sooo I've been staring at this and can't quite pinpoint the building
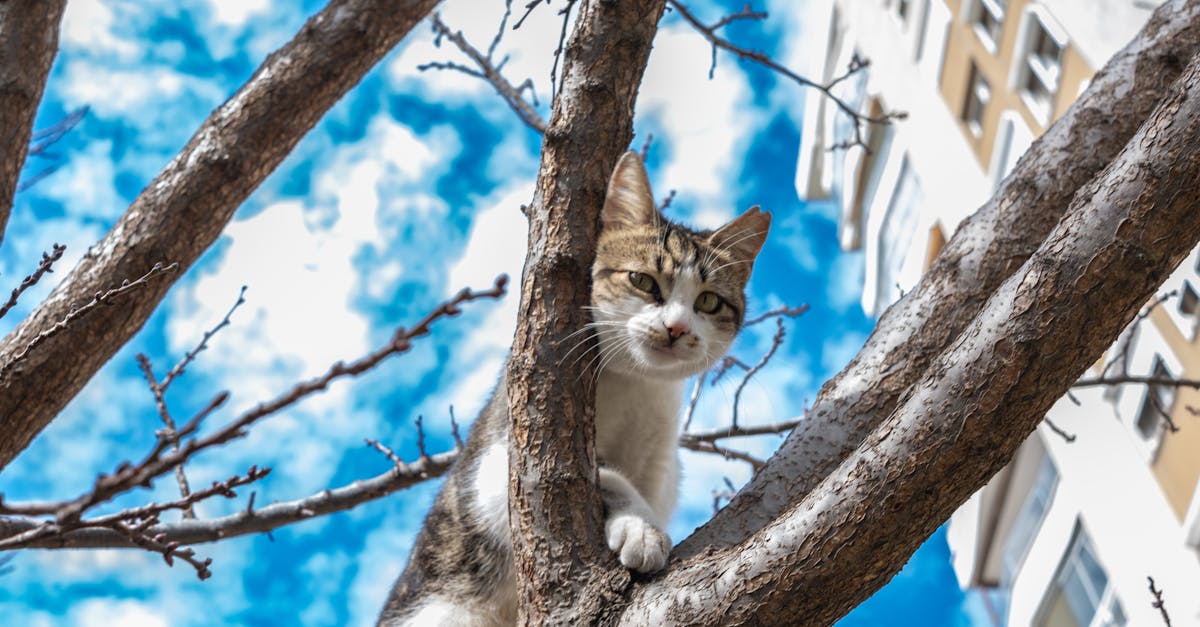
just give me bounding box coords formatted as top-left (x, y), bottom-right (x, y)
top-left (795, 1), bottom-right (1200, 625)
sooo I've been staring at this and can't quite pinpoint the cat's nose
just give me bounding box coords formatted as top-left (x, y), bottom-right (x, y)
top-left (664, 321), bottom-right (690, 340)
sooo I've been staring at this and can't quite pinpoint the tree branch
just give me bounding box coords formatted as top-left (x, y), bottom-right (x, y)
top-left (0, 0), bottom-right (67, 242)
top-left (0, 0), bottom-right (445, 473)
top-left (422, 12), bottom-right (547, 133)
top-left (0, 244), bottom-right (65, 321)
top-left (0, 277), bottom-right (505, 567)
top-left (667, 0), bottom-right (902, 152)
top-left (676, 0), bottom-right (1200, 557)
top-left (623, 43), bottom-right (1200, 623)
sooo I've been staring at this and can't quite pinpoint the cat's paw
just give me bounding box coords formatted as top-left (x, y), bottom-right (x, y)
top-left (605, 513), bottom-right (670, 573)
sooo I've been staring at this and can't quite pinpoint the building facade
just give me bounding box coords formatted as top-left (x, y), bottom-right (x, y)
top-left (796, 1), bottom-right (1200, 625)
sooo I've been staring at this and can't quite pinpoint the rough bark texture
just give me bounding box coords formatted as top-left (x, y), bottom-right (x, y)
top-left (620, 47), bottom-right (1200, 626)
top-left (676, 0), bottom-right (1200, 556)
top-left (504, 0), bottom-right (667, 624)
top-left (0, 0), bottom-right (441, 472)
top-left (0, 0), bottom-right (67, 243)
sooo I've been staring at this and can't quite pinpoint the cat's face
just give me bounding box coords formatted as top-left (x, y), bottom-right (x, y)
top-left (587, 152), bottom-right (770, 380)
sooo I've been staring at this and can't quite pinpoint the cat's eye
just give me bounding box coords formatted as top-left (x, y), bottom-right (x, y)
top-left (629, 272), bottom-right (657, 294)
top-left (694, 291), bottom-right (721, 314)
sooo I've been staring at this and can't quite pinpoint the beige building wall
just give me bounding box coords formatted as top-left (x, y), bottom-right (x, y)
top-left (1148, 308), bottom-right (1200, 520)
top-left (938, 0), bottom-right (1090, 170)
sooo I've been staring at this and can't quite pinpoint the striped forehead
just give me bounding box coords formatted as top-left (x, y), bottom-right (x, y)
top-left (651, 224), bottom-right (718, 282)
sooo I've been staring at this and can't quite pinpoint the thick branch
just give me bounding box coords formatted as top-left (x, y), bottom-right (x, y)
top-left (0, 0), bottom-right (443, 472)
top-left (0, 0), bottom-right (66, 242)
top-left (623, 45), bottom-right (1200, 625)
top-left (505, 2), bottom-right (668, 621)
top-left (677, 0), bottom-right (1200, 556)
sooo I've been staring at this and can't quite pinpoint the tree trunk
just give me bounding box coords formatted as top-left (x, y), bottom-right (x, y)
top-left (0, 0), bottom-right (67, 244)
top-left (505, 0), bottom-right (668, 624)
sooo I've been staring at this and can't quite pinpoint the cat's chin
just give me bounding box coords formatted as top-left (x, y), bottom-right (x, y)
top-left (625, 344), bottom-right (709, 380)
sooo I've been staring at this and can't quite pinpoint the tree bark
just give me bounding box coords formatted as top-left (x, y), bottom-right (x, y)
top-left (0, 0), bottom-right (67, 244)
top-left (676, 0), bottom-right (1200, 556)
top-left (504, 0), bottom-right (667, 624)
top-left (0, 0), bottom-right (442, 472)
top-left (620, 47), bottom-right (1200, 626)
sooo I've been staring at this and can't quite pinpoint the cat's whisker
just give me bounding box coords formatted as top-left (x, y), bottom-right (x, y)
top-left (709, 258), bottom-right (755, 274)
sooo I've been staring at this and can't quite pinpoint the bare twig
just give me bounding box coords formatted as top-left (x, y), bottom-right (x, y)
top-left (1042, 417), bottom-right (1077, 443)
top-left (17, 107), bottom-right (89, 193)
top-left (161, 286), bottom-right (248, 391)
top-left (744, 303), bottom-right (809, 327)
top-left (680, 440), bottom-right (765, 470)
top-left (730, 318), bottom-right (785, 428)
top-left (711, 476), bottom-right (736, 515)
top-left (1073, 375), bottom-right (1200, 390)
top-left (0, 277), bottom-right (508, 573)
top-left (681, 418), bottom-right (802, 444)
top-left (657, 189), bottom-right (677, 213)
top-left (366, 439), bottom-right (406, 468)
top-left (1148, 576), bottom-right (1172, 626)
top-left (667, 0), bottom-right (904, 152)
top-left (682, 370), bottom-right (707, 432)
top-left (1101, 291), bottom-right (1176, 377)
top-left (0, 244), bottom-right (65, 321)
top-left (512, 0), bottom-right (549, 30)
top-left (549, 0), bottom-right (578, 103)
top-left (0, 262), bottom-right (179, 378)
top-left (422, 13), bottom-right (547, 133)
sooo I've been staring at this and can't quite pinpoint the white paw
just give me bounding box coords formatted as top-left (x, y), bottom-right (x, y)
top-left (605, 513), bottom-right (670, 573)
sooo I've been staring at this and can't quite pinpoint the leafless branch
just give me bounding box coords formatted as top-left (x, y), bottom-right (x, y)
top-left (0, 262), bottom-right (179, 378)
top-left (0, 276), bottom-right (507, 573)
top-left (711, 477), bottom-right (736, 515)
top-left (161, 286), bottom-right (248, 391)
top-left (512, 0), bottom-right (550, 30)
top-left (730, 318), bottom-right (785, 428)
top-left (667, 0), bottom-right (904, 152)
top-left (549, 0), bottom-right (578, 102)
top-left (657, 189), bottom-right (677, 212)
top-left (1042, 417), bottom-right (1077, 443)
top-left (744, 303), bottom-right (809, 327)
top-left (19, 105), bottom-right (89, 192)
top-left (1148, 576), bottom-right (1172, 626)
top-left (680, 439), bottom-right (765, 470)
top-left (422, 13), bottom-right (546, 133)
top-left (0, 243), bottom-right (65, 321)
top-left (682, 370), bottom-right (707, 432)
top-left (1101, 291), bottom-right (1176, 377)
top-left (681, 418), bottom-right (802, 445)
top-left (1074, 375), bottom-right (1200, 390)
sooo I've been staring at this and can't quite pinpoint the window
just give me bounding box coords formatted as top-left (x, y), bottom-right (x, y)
top-left (1180, 281), bottom-right (1198, 318)
top-left (1036, 528), bottom-right (1127, 627)
top-left (1134, 356), bottom-right (1175, 441)
top-left (1018, 13), bottom-right (1065, 124)
top-left (962, 62), bottom-right (990, 136)
top-left (970, 0), bottom-right (1007, 51)
top-left (875, 157), bottom-right (923, 310)
top-left (1001, 456), bottom-right (1058, 582)
top-left (895, 0), bottom-right (912, 22)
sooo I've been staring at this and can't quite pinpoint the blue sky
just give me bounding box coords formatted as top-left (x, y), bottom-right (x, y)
top-left (0, 1), bottom-right (989, 625)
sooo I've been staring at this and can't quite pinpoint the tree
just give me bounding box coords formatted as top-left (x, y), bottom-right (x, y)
top-left (1, 0), bottom-right (1199, 624)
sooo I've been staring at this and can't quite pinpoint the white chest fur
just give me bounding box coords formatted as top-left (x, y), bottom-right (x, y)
top-left (594, 371), bottom-right (683, 524)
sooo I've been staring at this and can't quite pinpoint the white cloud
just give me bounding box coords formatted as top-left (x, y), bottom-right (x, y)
top-left (206, 0), bottom-right (270, 27)
top-left (60, 0), bottom-right (141, 61)
top-left (69, 599), bottom-right (169, 627)
top-left (640, 23), bottom-right (761, 222)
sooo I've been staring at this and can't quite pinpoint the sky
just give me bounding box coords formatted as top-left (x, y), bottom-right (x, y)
top-left (0, 0), bottom-right (990, 625)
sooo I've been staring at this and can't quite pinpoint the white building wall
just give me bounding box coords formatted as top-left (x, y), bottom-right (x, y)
top-left (1015, 389), bottom-right (1200, 626)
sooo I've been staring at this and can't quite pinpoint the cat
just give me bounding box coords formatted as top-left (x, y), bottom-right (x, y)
top-left (378, 151), bottom-right (770, 626)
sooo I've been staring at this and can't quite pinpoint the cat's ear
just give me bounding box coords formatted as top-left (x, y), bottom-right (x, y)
top-left (602, 151), bottom-right (657, 229)
top-left (709, 206), bottom-right (771, 262)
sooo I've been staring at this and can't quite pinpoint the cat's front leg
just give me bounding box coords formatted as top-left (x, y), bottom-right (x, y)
top-left (597, 467), bottom-right (671, 573)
